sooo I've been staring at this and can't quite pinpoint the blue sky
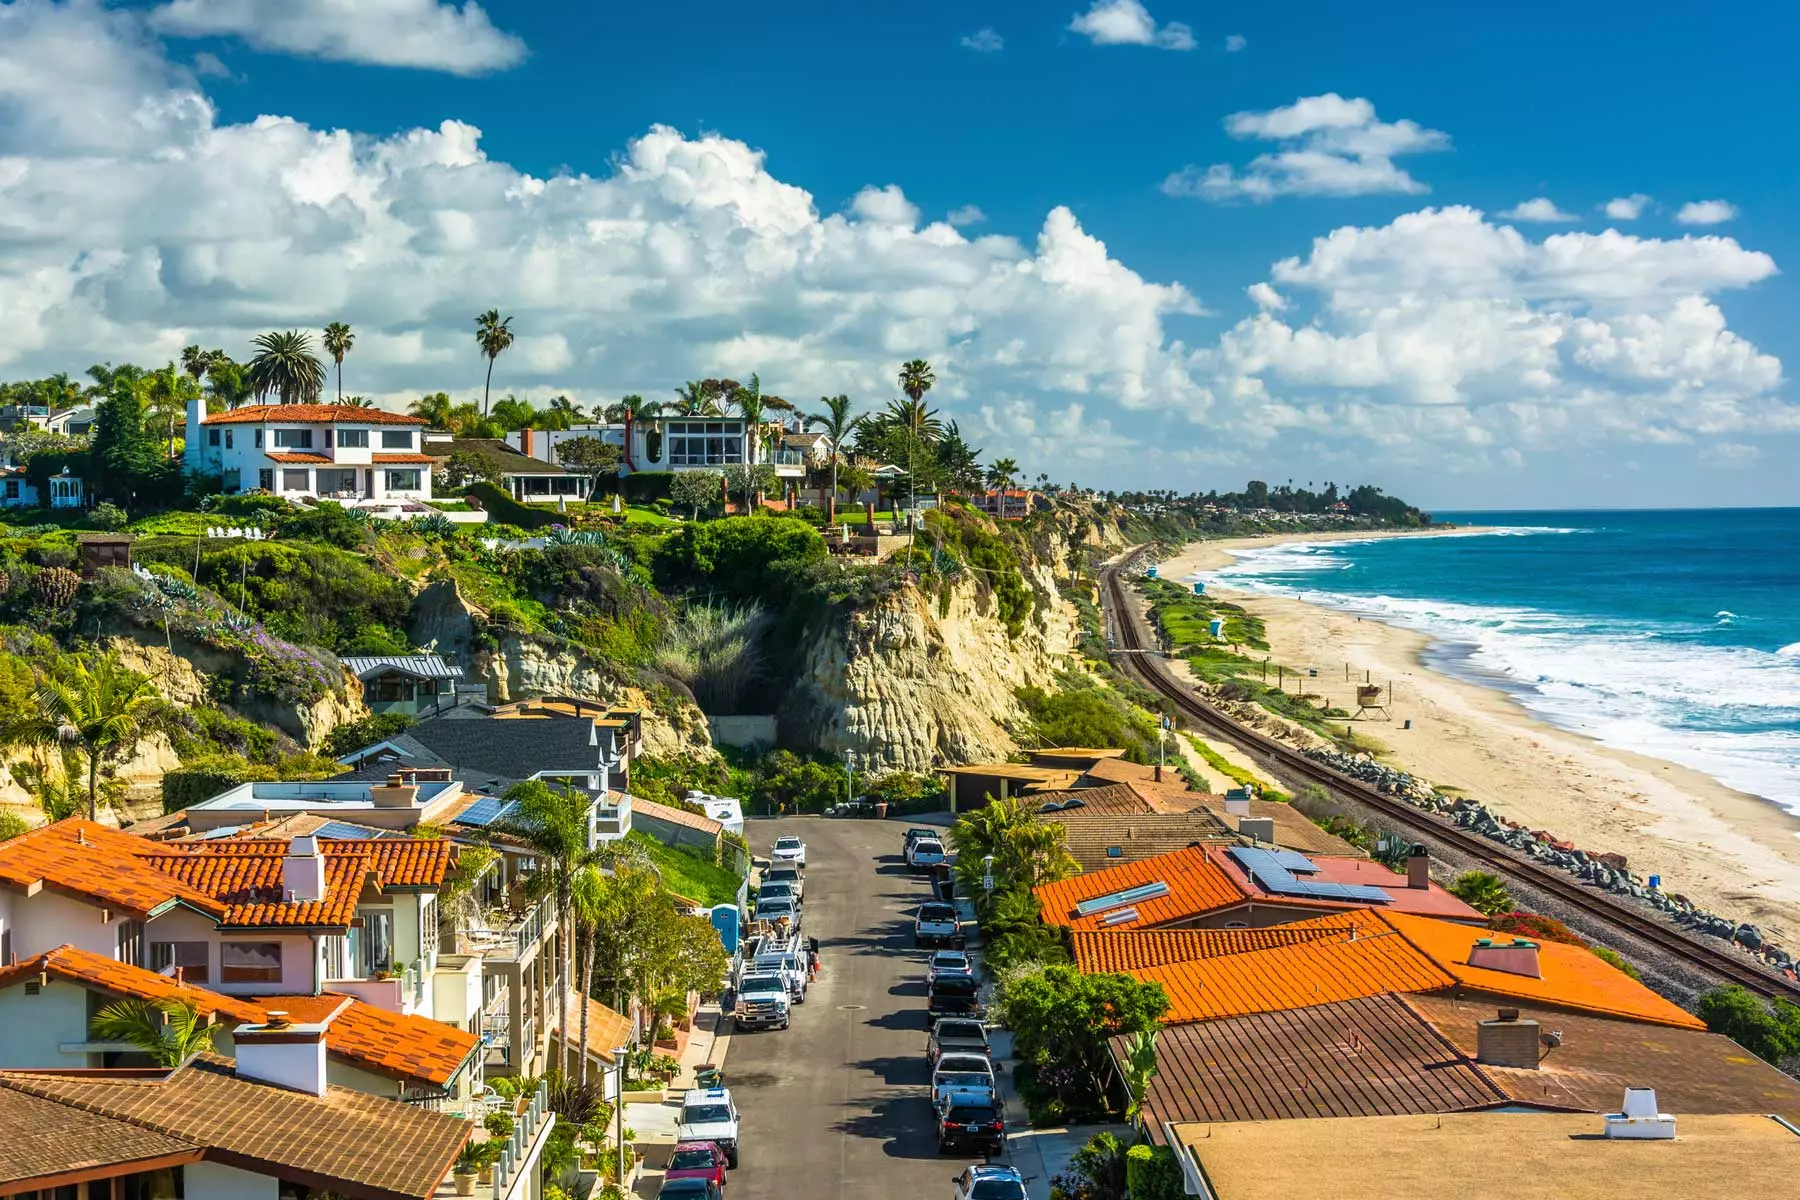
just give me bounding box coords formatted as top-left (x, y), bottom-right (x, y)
top-left (3, 0), bottom-right (1797, 509)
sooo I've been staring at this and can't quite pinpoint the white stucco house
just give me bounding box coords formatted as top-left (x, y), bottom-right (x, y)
top-left (182, 399), bottom-right (434, 506)
top-left (505, 417), bottom-right (807, 479)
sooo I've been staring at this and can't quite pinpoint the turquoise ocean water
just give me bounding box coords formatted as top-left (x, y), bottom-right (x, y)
top-left (1193, 509), bottom-right (1800, 817)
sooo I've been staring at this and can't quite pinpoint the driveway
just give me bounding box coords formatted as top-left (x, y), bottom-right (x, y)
top-left (730, 816), bottom-right (972, 1200)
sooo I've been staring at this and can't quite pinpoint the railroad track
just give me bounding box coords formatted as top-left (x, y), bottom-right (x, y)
top-left (1100, 564), bottom-right (1800, 1006)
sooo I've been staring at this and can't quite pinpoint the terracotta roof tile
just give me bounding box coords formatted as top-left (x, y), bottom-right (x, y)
top-left (1130, 925), bottom-right (1457, 1023)
top-left (140, 844), bottom-right (375, 929)
top-left (265, 452), bottom-right (333, 464)
top-left (0, 820), bottom-right (226, 920)
top-left (0, 945), bottom-right (265, 1024)
top-left (201, 404), bottom-right (425, 426)
top-left (1072, 910), bottom-right (1386, 973)
top-left (0, 1087), bottom-right (199, 1187)
top-left (1034, 845), bottom-right (1250, 930)
top-left (1382, 910), bottom-right (1705, 1029)
top-left (1113, 993), bottom-right (1507, 1128)
top-left (267, 994), bottom-right (479, 1087)
top-left (371, 453), bottom-right (437, 464)
top-left (0, 1057), bottom-right (468, 1199)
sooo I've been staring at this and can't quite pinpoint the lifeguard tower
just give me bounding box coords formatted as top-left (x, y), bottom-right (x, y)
top-left (1353, 681), bottom-right (1391, 721)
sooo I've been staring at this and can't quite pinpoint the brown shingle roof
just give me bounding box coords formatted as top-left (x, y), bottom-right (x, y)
top-left (557, 995), bottom-right (635, 1064)
top-left (1196, 797), bottom-right (1363, 857)
top-left (202, 404), bottom-right (425, 426)
top-left (0, 1086), bottom-right (199, 1187)
top-left (632, 797), bottom-right (724, 837)
top-left (1028, 783), bottom-right (1160, 815)
top-left (1115, 993), bottom-right (1508, 1132)
top-left (0, 1058), bottom-right (468, 1200)
top-left (1072, 910), bottom-right (1385, 973)
top-left (1039, 810), bottom-right (1234, 870)
top-left (1077, 757), bottom-right (1164, 785)
top-left (1402, 994), bottom-right (1800, 1124)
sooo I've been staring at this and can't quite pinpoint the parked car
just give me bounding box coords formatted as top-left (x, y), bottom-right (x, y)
top-left (755, 880), bottom-right (800, 911)
top-left (927, 975), bottom-right (983, 1022)
top-left (928, 1018), bottom-right (991, 1067)
top-left (733, 973), bottom-right (791, 1031)
top-left (907, 836), bottom-right (947, 871)
top-left (926, 949), bottom-right (974, 985)
top-left (952, 1165), bottom-right (1028, 1200)
top-left (771, 835), bottom-right (807, 868)
top-left (903, 827), bottom-right (939, 849)
top-left (931, 1053), bottom-right (997, 1110)
top-left (676, 1088), bottom-right (741, 1168)
top-left (915, 902), bottom-right (961, 948)
top-left (753, 895), bottom-right (799, 928)
top-left (762, 863), bottom-right (804, 900)
top-left (665, 1141), bottom-right (729, 1189)
top-left (658, 1178), bottom-right (722, 1200)
top-left (937, 1101), bottom-right (1005, 1157)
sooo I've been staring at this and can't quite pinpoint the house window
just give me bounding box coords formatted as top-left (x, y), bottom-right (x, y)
top-left (258, 468), bottom-right (274, 491)
top-left (254, 429), bottom-right (264, 448)
top-left (272, 429), bottom-right (314, 449)
top-left (207, 429), bottom-right (221, 447)
top-left (381, 430), bottom-right (414, 449)
top-left (281, 469), bottom-right (310, 492)
top-left (667, 421), bottom-right (742, 467)
top-left (420, 896), bottom-right (438, 970)
top-left (338, 429), bottom-right (369, 448)
top-left (373, 675), bottom-right (412, 702)
top-left (221, 942), bottom-right (283, 983)
top-left (224, 431), bottom-right (233, 450)
top-left (115, 919), bottom-right (144, 968)
top-left (3, 480), bottom-right (16, 500)
top-left (357, 910), bottom-right (394, 976)
top-left (150, 941), bottom-right (209, 983)
top-left (385, 469), bottom-right (421, 491)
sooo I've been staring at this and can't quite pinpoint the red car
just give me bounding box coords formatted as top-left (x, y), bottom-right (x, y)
top-left (666, 1141), bottom-right (729, 1187)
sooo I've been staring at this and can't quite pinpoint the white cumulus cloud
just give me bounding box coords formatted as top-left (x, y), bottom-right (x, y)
top-left (1676, 199), bottom-right (1738, 226)
top-left (947, 205), bottom-right (986, 227)
top-left (1500, 197), bottom-right (1577, 223)
top-left (149, 0), bottom-right (525, 75)
top-left (1068, 0), bottom-right (1195, 51)
top-left (1246, 282), bottom-right (1286, 311)
top-left (1164, 94), bottom-right (1449, 202)
top-left (1603, 194), bottom-right (1650, 220)
top-left (1224, 34), bottom-right (1246, 52)
top-left (960, 28), bottom-right (1004, 53)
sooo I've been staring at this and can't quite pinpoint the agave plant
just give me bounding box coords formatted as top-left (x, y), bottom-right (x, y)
top-left (414, 513), bottom-right (455, 539)
top-left (30, 566), bottom-right (80, 608)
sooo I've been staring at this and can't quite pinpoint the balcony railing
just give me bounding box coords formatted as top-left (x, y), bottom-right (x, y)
top-left (493, 1079), bottom-right (552, 1194)
top-left (456, 895), bottom-right (557, 961)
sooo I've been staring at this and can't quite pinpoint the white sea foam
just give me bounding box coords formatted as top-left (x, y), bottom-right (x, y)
top-left (1204, 544), bottom-right (1800, 812)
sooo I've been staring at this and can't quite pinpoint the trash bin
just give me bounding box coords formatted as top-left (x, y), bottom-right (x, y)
top-left (872, 801), bottom-right (889, 819)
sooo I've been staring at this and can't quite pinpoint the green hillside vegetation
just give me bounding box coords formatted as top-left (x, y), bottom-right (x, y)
top-left (624, 830), bottom-right (742, 907)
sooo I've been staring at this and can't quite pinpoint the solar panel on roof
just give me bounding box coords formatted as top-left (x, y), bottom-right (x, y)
top-left (1228, 846), bottom-right (1391, 905)
top-left (314, 820), bottom-right (377, 840)
top-left (1097, 907), bottom-right (1140, 927)
top-left (1074, 880), bottom-right (1170, 917)
top-left (455, 796), bottom-right (513, 827)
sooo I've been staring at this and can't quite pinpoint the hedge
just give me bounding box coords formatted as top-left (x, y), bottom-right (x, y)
top-left (622, 472), bottom-right (676, 504)
top-left (465, 481), bottom-right (559, 529)
top-left (162, 764), bottom-right (253, 813)
top-left (1125, 1144), bottom-right (1184, 1200)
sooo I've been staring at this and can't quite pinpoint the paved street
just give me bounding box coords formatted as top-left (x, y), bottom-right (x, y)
top-left (731, 816), bottom-right (969, 1200)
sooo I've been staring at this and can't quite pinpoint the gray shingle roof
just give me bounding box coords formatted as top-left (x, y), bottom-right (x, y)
top-left (340, 715), bottom-right (599, 793)
top-left (340, 654), bottom-right (463, 680)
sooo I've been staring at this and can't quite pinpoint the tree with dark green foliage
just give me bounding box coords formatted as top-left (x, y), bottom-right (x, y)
top-left (246, 331), bottom-right (326, 405)
top-left (670, 470), bottom-right (723, 519)
top-left (1017, 683), bottom-right (1160, 762)
top-left (323, 712), bottom-right (416, 759)
top-left (1000, 963), bottom-right (1167, 1124)
top-left (557, 436), bottom-right (623, 499)
top-left (1697, 985), bottom-right (1800, 1066)
top-left (651, 514), bottom-right (826, 604)
top-left (89, 379), bottom-right (160, 500)
top-left (1449, 870), bottom-right (1513, 916)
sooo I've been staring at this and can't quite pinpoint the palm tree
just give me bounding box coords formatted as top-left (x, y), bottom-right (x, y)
top-left (806, 395), bottom-right (861, 521)
top-left (143, 365), bottom-right (194, 459)
top-left (499, 779), bottom-right (602, 1067)
top-left (180, 345), bottom-right (210, 386)
top-left (549, 394), bottom-right (590, 425)
top-left (90, 998), bottom-right (216, 1067)
top-left (342, 396), bottom-right (375, 408)
top-left (245, 331), bottom-right (325, 406)
top-left (1450, 870), bottom-right (1514, 917)
top-left (202, 352), bottom-right (251, 410)
top-left (568, 839), bottom-right (650, 1085)
top-left (322, 322), bottom-right (355, 402)
top-left (604, 394), bottom-right (661, 423)
top-left (986, 457), bottom-right (1020, 491)
top-left (882, 397), bottom-right (945, 442)
top-left (673, 380), bottom-right (722, 417)
top-left (0, 654), bottom-right (165, 821)
top-left (730, 374), bottom-right (768, 466)
top-left (895, 359), bottom-right (937, 551)
top-left (409, 392), bottom-right (454, 428)
top-left (474, 310), bottom-right (515, 415)
top-left (898, 359), bottom-right (936, 412)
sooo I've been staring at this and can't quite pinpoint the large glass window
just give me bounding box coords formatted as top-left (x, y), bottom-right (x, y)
top-left (151, 941), bottom-right (209, 983)
top-left (337, 428), bottom-right (369, 448)
top-left (381, 430), bottom-right (414, 449)
top-left (281, 469), bottom-right (310, 492)
top-left (357, 909), bottom-right (394, 975)
top-left (272, 429), bottom-right (314, 449)
top-left (667, 421), bottom-right (743, 466)
top-left (221, 941), bottom-right (282, 983)
top-left (385, 469), bottom-right (422, 491)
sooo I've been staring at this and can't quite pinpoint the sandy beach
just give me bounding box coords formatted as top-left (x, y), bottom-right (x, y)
top-left (1152, 530), bottom-right (1800, 949)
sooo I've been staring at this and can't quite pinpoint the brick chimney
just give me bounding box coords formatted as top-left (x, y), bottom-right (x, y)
top-left (282, 836), bottom-right (326, 903)
top-left (521, 427), bottom-right (535, 459)
top-left (1152, 763), bottom-right (1163, 782)
top-left (1406, 843), bottom-right (1430, 889)
top-left (1467, 938), bottom-right (1542, 979)
top-left (233, 1013), bottom-right (330, 1096)
top-left (1476, 1007), bottom-right (1541, 1069)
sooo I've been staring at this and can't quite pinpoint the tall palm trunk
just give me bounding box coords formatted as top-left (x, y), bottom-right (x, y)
top-left (336, 361), bottom-right (343, 402)
top-left (484, 359), bottom-right (495, 415)
top-left (85, 750), bottom-right (99, 822)
top-left (828, 456), bottom-right (839, 524)
top-left (577, 921), bottom-right (597, 1085)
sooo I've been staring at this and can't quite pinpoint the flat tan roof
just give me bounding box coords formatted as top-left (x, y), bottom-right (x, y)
top-left (938, 763), bottom-right (1066, 781)
top-left (1030, 747), bottom-right (1130, 760)
top-left (1172, 1111), bottom-right (1800, 1200)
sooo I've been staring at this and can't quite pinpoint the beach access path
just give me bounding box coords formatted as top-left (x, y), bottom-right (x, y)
top-left (1152, 530), bottom-right (1800, 949)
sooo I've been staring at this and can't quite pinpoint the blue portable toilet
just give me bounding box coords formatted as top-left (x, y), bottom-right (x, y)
top-left (1146, 565), bottom-right (1159, 579)
top-left (1193, 582), bottom-right (1205, 595)
top-left (709, 904), bottom-right (742, 954)
top-left (1208, 617), bottom-right (1225, 639)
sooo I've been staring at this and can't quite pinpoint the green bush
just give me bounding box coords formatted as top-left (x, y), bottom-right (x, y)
top-left (211, 493), bottom-right (291, 518)
top-left (651, 514), bottom-right (827, 604)
top-left (322, 712), bottom-right (416, 758)
top-left (89, 501), bottom-right (128, 531)
top-left (1018, 681), bottom-right (1161, 763)
top-left (863, 770), bottom-right (946, 813)
top-left (162, 761), bottom-right (254, 812)
top-left (1698, 985), bottom-right (1800, 1066)
top-left (466, 481), bottom-right (559, 529)
top-left (276, 501), bottom-right (370, 549)
top-left (1125, 1145), bottom-right (1184, 1200)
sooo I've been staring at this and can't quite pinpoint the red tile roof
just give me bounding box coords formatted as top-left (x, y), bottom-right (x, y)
top-left (0, 820), bottom-right (226, 921)
top-left (140, 844), bottom-right (375, 929)
top-left (370, 453), bottom-right (436, 464)
top-left (1034, 845), bottom-right (1251, 930)
top-left (265, 452), bottom-right (333, 464)
top-left (0, 945), bottom-right (265, 1023)
top-left (1071, 910), bottom-right (1385, 973)
top-left (1206, 846), bottom-right (1486, 921)
top-left (201, 404), bottom-right (425, 426)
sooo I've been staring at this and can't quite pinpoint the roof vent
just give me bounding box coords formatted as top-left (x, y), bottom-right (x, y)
top-left (263, 1010), bottom-right (292, 1030)
top-left (1604, 1089), bottom-right (1675, 1140)
top-left (1476, 1008), bottom-right (1542, 1070)
top-left (1467, 938), bottom-right (1542, 979)
top-left (1097, 907), bottom-right (1140, 927)
top-left (282, 836), bottom-right (326, 903)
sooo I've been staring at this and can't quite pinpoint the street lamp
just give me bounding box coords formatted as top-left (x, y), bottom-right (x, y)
top-left (844, 748), bottom-right (857, 810)
top-left (982, 854), bottom-right (995, 895)
top-left (612, 1042), bottom-right (630, 1184)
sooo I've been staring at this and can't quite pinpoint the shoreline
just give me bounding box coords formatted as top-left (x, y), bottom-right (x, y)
top-left (1153, 529), bottom-right (1800, 949)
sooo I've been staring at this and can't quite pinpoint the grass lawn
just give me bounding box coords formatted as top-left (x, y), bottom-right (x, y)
top-left (827, 510), bottom-right (897, 526)
top-left (626, 831), bottom-right (743, 907)
top-left (623, 504), bottom-right (681, 527)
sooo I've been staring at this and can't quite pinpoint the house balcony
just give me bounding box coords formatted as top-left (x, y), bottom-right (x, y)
top-left (457, 895), bottom-right (557, 963)
top-left (434, 1079), bottom-right (556, 1200)
top-left (763, 448), bottom-right (806, 477)
top-left (326, 960), bottom-right (426, 1016)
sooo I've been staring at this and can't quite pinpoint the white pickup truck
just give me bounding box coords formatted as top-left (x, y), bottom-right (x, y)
top-left (750, 951), bottom-right (808, 1004)
top-left (931, 1052), bottom-right (997, 1111)
top-left (906, 836), bottom-right (947, 872)
top-left (733, 972), bottom-right (791, 1030)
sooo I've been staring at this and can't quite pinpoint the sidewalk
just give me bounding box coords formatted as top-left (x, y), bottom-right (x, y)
top-left (626, 1002), bottom-right (734, 1200)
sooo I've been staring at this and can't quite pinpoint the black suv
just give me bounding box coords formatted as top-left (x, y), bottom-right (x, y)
top-left (937, 1101), bottom-right (1005, 1156)
top-left (927, 974), bottom-right (983, 1022)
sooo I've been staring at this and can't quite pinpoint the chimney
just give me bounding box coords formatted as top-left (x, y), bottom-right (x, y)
top-left (522, 427), bottom-right (535, 459)
top-left (369, 778), bottom-right (420, 809)
top-left (1476, 1007), bottom-right (1542, 1069)
top-left (1467, 938), bottom-right (1542, 979)
top-left (1238, 816), bottom-right (1276, 843)
top-left (1223, 790), bottom-right (1251, 817)
top-left (282, 836), bottom-right (326, 903)
top-left (232, 1014), bottom-right (330, 1097)
top-left (1153, 763), bottom-right (1163, 782)
top-left (1605, 1089), bottom-right (1676, 1140)
top-left (1406, 843), bottom-right (1430, 889)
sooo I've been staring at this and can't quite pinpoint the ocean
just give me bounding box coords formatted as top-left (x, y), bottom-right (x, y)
top-left (1197, 509), bottom-right (1800, 816)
